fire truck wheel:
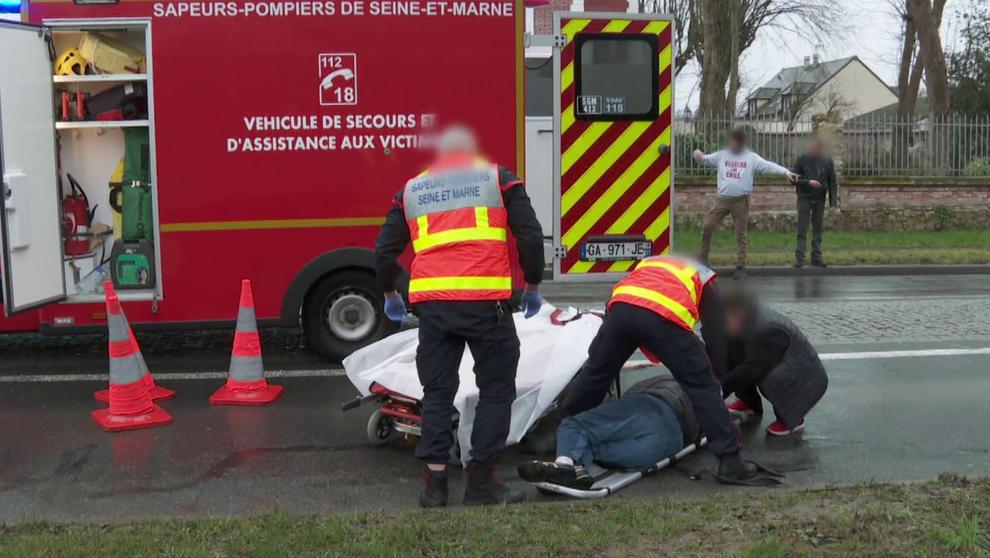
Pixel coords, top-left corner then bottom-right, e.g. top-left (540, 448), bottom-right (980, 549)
top-left (303, 270), bottom-right (399, 361)
top-left (366, 409), bottom-right (399, 445)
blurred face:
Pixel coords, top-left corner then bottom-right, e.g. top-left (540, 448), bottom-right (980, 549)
top-left (725, 307), bottom-right (747, 339)
top-left (435, 125), bottom-right (479, 158)
top-left (727, 136), bottom-right (743, 152)
top-left (809, 138), bottom-right (823, 156)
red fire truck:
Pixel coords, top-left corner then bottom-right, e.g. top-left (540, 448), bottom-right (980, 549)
top-left (0, 1), bottom-right (674, 361)
top-left (0, 0), bottom-right (525, 359)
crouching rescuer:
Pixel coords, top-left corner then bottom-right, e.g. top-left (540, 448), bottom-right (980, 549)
top-left (561, 255), bottom-right (775, 485)
top-left (722, 292), bottom-right (828, 436)
top-left (374, 125), bottom-right (545, 507)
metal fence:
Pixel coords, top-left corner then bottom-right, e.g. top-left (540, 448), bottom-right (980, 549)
top-left (675, 112), bottom-right (990, 178)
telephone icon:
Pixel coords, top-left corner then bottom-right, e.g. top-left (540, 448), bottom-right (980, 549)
top-left (320, 68), bottom-right (354, 90)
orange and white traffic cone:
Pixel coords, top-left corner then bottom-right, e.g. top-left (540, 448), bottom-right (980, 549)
top-left (94, 284), bottom-right (174, 403)
top-left (92, 283), bottom-right (173, 432)
top-left (134, 328), bottom-right (176, 401)
top-left (209, 279), bottom-right (283, 405)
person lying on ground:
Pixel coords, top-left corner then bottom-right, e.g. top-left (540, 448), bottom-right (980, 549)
top-left (517, 373), bottom-right (701, 489)
top-left (721, 290), bottom-right (828, 436)
top-left (558, 254), bottom-right (775, 485)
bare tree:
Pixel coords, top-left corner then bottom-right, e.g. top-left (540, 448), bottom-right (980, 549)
top-left (893, 0), bottom-right (950, 168)
top-left (908, 0), bottom-right (950, 117)
top-left (697, 0), bottom-right (735, 116)
top-left (637, 0), bottom-right (699, 76)
top-left (894, 0), bottom-right (925, 116)
top-left (695, 0), bottom-right (841, 116)
top-left (788, 84), bottom-right (856, 129)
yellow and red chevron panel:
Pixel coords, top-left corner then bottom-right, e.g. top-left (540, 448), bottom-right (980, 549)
top-left (559, 17), bottom-right (673, 275)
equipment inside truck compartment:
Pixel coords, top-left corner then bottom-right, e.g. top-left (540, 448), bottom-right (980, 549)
top-left (50, 24), bottom-right (158, 298)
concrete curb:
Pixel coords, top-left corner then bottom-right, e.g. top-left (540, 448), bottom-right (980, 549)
top-left (713, 264), bottom-right (990, 277)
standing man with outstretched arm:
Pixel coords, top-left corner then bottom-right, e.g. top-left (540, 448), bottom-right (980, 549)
top-left (694, 129), bottom-right (799, 279)
top-left (374, 125), bottom-right (545, 508)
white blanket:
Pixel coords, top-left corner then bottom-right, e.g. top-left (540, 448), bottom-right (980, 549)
top-left (343, 305), bottom-right (604, 465)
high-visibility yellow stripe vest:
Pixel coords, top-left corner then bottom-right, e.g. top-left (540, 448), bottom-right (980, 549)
top-left (608, 256), bottom-right (715, 330)
top-left (402, 155), bottom-right (511, 303)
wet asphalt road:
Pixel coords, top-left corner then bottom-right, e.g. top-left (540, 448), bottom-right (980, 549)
top-left (1, 274), bottom-right (990, 523)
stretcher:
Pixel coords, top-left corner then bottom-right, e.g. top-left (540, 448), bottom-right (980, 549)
top-left (341, 381), bottom-right (463, 463)
top-left (531, 411), bottom-right (750, 499)
top-left (341, 306), bottom-right (604, 464)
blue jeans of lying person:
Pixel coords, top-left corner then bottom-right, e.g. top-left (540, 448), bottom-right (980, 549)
top-left (556, 393), bottom-right (686, 470)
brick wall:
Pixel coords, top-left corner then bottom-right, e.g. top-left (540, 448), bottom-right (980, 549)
top-left (533, 0), bottom-right (574, 34)
top-left (672, 178), bottom-right (990, 232)
top-left (674, 179), bottom-right (990, 214)
top-left (532, 0), bottom-right (631, 34)
top-left (585, 0), bottom-right (631, 12)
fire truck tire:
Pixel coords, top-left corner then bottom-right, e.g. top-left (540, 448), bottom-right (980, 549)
top-left (302, 270), bottom-right (399, 361)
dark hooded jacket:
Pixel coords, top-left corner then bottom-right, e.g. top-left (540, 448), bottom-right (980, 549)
top-left (725, 307), bottom-right (828, 428)
top-left (626, 373), bottom-right (702, 444)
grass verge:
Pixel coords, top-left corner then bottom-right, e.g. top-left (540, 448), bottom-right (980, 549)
top-left (2, 476), bottom-right (988, 557)
top-left (673, 228), bottom-right (990, 266)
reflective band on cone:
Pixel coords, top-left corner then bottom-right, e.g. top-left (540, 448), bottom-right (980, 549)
top-left (92, 282), bottom-right (173, 432)
top-left (209, 279), bottom-right (283, 405)
top-left (94, 327), bottom-right (175, 403)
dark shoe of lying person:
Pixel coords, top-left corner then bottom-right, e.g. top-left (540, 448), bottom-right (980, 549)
top-left (419, 467), bottom-right (449, 508)
top-left (517, 460), bottom-right (594, 490)
top-left (715, 452), bottom-right (782, 486)
top-left (464, 461), bottom-right (527, 506)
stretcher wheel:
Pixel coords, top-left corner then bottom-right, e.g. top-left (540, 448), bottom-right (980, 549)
top-left (367, 409), bottom-right (399, 445)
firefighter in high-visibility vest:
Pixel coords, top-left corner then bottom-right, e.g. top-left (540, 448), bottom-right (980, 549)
top-left (561, 255), bottom-right (778, 485)
top-left (375, 125), bottom-right (545, 507)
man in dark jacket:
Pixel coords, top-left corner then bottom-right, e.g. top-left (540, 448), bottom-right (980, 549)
top-left (791, 136), bottom-right (839, 268)
top-left (721, 291), bottom-right (828, 436)
top-left (517, 373), bottom-right (700, 489)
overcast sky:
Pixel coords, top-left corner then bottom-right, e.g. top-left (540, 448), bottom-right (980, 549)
top-left (673, 0), bottom-right (965, 112)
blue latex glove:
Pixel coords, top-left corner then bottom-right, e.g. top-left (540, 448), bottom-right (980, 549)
top-left (383, 291), bottom-right (407, 322)
top-left (520, 285), bottom-right (542, 319)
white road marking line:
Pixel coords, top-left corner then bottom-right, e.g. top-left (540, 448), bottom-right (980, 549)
top-left (624, 347), bottom-right (990, 368)
top-left (0, 368), bottom-right (346, 383)
top-left (2, 347), bottom-right (989, 383)
top-left (816, 347), bottom-right (990, 361)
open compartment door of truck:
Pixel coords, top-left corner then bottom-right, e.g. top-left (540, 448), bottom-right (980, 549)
top-left (0, 22), bottom-right (67, 315)
top-left (552, 12), bottom-right (674, 281)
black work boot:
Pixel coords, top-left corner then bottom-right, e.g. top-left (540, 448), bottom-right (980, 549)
top-left (716, 452), bottom-right (784, 486)
top-left (419, 467), bottom-right (449, 508)
top-left (463, 461), bottom-right (526, 506)
top-left (732, 266), bottom-right (748, 280)
top-left (716, 452), bottom-right (759, 484)
top-left (518, 460), bottom-right (594, 489)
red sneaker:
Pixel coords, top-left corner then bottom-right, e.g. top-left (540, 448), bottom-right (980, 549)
top-left (727, 399), bottom-right (760, 418)
top-left (766, 420), bottom-right (805, 436)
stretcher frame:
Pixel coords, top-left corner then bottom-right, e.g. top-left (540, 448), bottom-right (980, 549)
top-left (533, 435), bottom-right (708, 499)
top-left (533, 405), bottom-right (748, 499)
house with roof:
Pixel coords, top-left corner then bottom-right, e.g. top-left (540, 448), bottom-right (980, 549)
top-left (746, 55), bottom-right (897, 121)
